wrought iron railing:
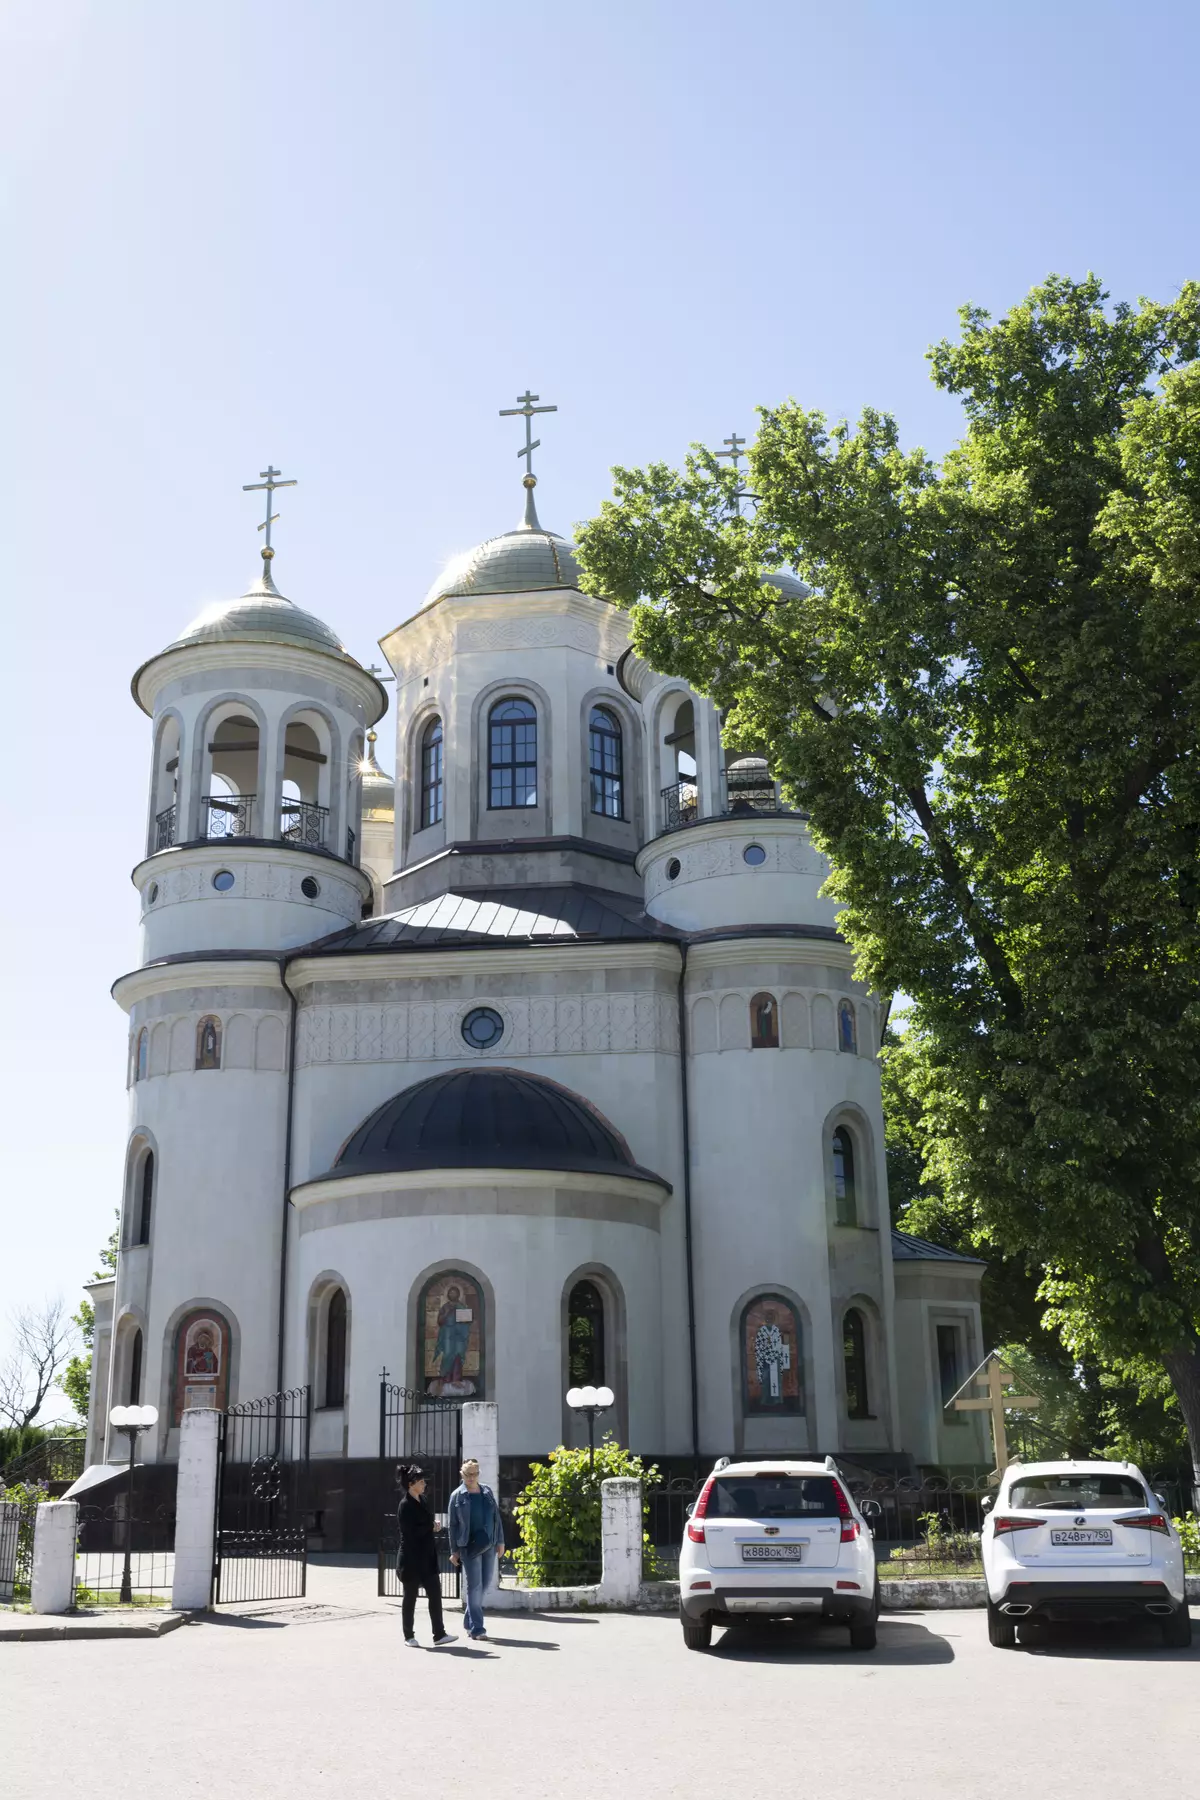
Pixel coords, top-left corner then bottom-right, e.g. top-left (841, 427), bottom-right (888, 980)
top-left (346, 827), bottom-right (356, 864)
top-left (203, 793), bottom-right (255, 839)
top-left (75, 1497), bottom-right (175, 1605)
top-left (659, 767), bottom-right (793, 834)
top-left (280, 799), bottom-right (329, 849)
top-left (154, 805), bottom-right (177, 851)
top-left (1, 1435), bottom-right (86, 1490)
top-left (724, 762), bottom-right (780, 814)
top-left (661, 780), bottom-right (699, 831)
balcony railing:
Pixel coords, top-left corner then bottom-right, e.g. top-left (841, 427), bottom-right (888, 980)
top-left (661, 780), bottom-right (699, 831)
top-left (154, 804), bottom-right (177, 851)
top-left (659, 764), bottom-right (787, 834)
top-left (280, 798), bottom-right (329, 849)
top-left (346, 826), bottom-right (356, 864)
top-left (204, 792), bottom-right (256, 839)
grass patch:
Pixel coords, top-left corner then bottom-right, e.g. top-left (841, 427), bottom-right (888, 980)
top-left (74, 1588), bottom-right (170, 1609)
top-left (878, 1559), bottom-right (983, 1581)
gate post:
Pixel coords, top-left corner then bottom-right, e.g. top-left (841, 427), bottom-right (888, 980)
top-left (598, 1478), bottom-right (643, 1607)
top-left (172, 1407), bottom-right (221, 1611)
top-left (461, 1402), bottom-right (500, 1598)
top-left (31, 1501), bottom-right (78, 1613)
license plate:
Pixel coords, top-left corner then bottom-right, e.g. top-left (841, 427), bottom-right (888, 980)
top-left (1050, 1527), bottom-right (1112, 1546)
top-left (741, 1543), bottom-right (802, 1562)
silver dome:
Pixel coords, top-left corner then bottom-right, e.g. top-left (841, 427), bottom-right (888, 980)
top-left (424, 524), bottom-right (583, 607)
top-left (761, 569), bottom-right (810, 601)
top-left (164, 556), bottom-right (356, 662)
top-left (359, 730), bottom-right (395, 817)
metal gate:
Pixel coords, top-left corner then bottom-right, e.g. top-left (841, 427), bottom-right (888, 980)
top-left (377, 1379), bottom-right (462, 1599)
top-left (212, 1386), bottom-right (310, 1604)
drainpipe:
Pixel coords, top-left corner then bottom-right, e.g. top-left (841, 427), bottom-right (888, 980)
top-left (276, 957), bottom-right (299, 1396)
top-left (676, 942), bottom-right (700, 1462)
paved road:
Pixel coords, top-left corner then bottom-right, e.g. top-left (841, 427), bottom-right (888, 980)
top-left (4, 1562), bottom-right (1196, 1798)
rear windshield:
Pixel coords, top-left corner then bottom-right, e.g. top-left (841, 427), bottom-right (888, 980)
top-left (1008, 1473), bottom-right (1146, 1509)
top-left (708, 1476), bottom-right (840, 1519)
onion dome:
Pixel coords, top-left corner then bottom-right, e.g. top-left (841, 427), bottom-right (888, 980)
top-left (358, 729), bottom-right (395, 819)
top-left (330, 1067), bottom-right (667, 1186)
top-left (423, 475), bottom-right (583, 607)
top-left (760, 569), bottom-right (810, 601)
top-left (163, 548), bottom-right (355, 660)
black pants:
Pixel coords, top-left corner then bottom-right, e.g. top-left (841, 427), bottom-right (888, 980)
top-left (401, 1569), bottom-right (445, 1639)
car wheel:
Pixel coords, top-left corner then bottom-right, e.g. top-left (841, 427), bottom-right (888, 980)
top-left (1161, 1606), bottom-right (1193, 1649)
top-left (681, 1616), bottom-right (713, 1651)
top-left (849, 1615), bottom-right (877, 1651)
top-left (987, 1600), bottom-right (1017, 1649)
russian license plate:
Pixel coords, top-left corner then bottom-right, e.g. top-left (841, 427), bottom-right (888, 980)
top-left (1050, 1527), bottom-right (1113, 1546)
top-left (741, 1542), bottom-right (802, 1562)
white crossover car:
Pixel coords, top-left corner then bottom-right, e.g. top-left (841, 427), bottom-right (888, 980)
top-left (981, 1458), bottom-right (1191, 1647)
top-left (678, 1458), bottom-right (879, 1651)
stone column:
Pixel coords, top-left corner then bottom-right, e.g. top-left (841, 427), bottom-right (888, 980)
top-left (461, 1401), bottom-right (501, 1597)
top-left (30, 1501), bottom-right (79, 1614)
top-left (598, 1477), bottom-right (643, 1607)
top-left (171, 1407), bottom-right (221, 1611)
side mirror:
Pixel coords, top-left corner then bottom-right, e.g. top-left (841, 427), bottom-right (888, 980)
top-left (684, 1502), bottom-right (695, 1518)
top-left (980, 1494), bottom-right (993, 1512)
top-left (1155, 1492), bottom-right (1168, 1510)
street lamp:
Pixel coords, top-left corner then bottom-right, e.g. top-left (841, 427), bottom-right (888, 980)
top-left (108, 1404), bottom-right (159, 1603)
top-left (565, 1384), bottom-right (615, 1469)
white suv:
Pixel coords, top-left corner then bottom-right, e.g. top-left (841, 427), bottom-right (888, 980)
top-left (981, 1458), bottom-right (1191, 1648)
top-left (678, 1458), bottom-right (879, 1651)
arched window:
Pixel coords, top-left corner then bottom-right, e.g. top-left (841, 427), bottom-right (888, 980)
top-left (488, 698), bottom-right (537, 809)
top-left (196, 1016), bottom-right (222, 1071)
top-left (750, 992), bottom-right (779, 1049)
top-left (135, 1028), bottom-right (148, 1082)
top-left (128, 1329), bottom-right (143, 1406)
top-left (740, 1293), bottom-right (803, 1415)
top-left (588, 707), bottom-right (623, 819)
top-left (136, 1151), bottom-right (154, 1246)
top-left (838, 1000), bottom-right (857, 1054)
top-left (324, 1288), bottom-right (347, 1408)
top-left (567, 1280), bottom-right (605, 1386)
top-left (420, 717), bottom-right (444, 828)
top-left (832, 1127), bottom-right (856, 1226)
top-left (843, 1309), bottom-right (869, 1418)
top-left (418, 1270), bottom-right (485, 1398)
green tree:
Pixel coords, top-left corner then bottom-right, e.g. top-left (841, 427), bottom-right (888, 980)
top-left (575, 275), bottom-right (1200, 1482)
top-left (62, 1218), bottom-right (119, 1422)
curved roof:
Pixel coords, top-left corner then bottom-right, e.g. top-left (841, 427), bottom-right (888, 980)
top-left (330, 1067), bottom-right (667, 1186)
top-left (760, 570), bottom-right (810, 601)
top-left (424, 525), bottom-right (583, 607)
top-left (358, 730), bottom-right (394, 817)
top-left (164, 555), bottom-right (356, 661)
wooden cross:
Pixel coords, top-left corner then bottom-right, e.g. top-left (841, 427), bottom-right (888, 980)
top-left (949, 1350), bottom-right (1040, 1481)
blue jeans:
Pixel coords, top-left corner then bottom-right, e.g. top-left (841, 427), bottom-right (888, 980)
top-left (460, 1548), bottom-right (494, 1635)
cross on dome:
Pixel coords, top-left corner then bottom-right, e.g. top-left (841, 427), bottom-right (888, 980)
top-left (242, 464), bottom-right (297, 557)
top-left (713, 429), bottom-right (757, 517)
top-left (499, 390), bottom-right (557, 528)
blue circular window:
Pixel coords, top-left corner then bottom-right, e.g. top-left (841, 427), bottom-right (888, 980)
top-left (301, 876), bottom-right (320, 899)
top-left (743, 844), bottom-right (767, 867)
top-left (461, 1006), bottom-right (504, 1050)
top-left (212, 869), bottom-right (235, 892)
top-left (666, 857), bottom-right (681, 881)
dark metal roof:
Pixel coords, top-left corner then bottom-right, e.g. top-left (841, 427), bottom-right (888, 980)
top-left (330, 1067), bottom-right (668, 1187)
top-left (890, 1228), bottom-right (986, 1267)
top-left (308, 884), bottom-right (682, 954)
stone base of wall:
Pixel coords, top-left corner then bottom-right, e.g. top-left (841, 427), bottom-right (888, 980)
top-left (493, 1574), bottom-right (1200, 1613)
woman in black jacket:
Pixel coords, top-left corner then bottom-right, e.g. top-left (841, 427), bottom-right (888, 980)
top-left (397, 1463), bottom-right (455, 1647)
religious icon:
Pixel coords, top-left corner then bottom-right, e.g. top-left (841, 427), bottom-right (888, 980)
top-left (174, 1312), bottom-right (228, 1421)
top-left (421, 1272), bottom-right (483, 1399)
top-left (742, 1294), bottom-right (803, 1415)
top-left (185, 1324), bottom-right (220, 1376)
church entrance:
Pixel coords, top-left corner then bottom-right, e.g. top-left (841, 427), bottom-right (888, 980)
top-left (377, 1380), bottom-right (462, 1600)
top-left (211, 1385), bottom-right (311, 1604)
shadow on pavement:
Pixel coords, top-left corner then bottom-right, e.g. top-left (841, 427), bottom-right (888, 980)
top-left (195, 1613), bottom-right (290, 1630)
top-left (1015, 1613), bottom-right (1200, 1660)
top-left (474, 1635), bottom-right (561, 1651)
top-left (710, 1616), bottom-right (954, 1664)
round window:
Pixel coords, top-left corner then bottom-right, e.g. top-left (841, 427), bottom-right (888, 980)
top-left (666, 857), bottom-right (681, 881)
top-left (461, 1006), bottom-right (505, 1050)
top-left (212, 870), bottom-right (235, 892)
top-left (301, 876), bottom-right (321, 899)
top-left (147, 882), bottom-right (159, 904)
top-left (743, 844), bottom-right (767, 866)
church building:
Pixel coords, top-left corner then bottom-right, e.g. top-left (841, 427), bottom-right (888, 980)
top-left (85, 418), bottom-right (987, 1521)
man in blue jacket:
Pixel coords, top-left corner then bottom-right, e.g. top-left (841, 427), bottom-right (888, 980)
top-left (448, 1458), bottom-right (505, 1640)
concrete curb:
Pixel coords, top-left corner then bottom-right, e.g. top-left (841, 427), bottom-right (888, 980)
top-left (0, 1610), bottom-right (188, 1643)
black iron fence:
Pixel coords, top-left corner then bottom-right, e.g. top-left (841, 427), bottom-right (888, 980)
top-left (1, 1435), bottom-right (86, 1492)
top-left (280, 798), bottom-right (329, 849)
top-left (203, 792), bottom-right (255, 839)
top-left (154, 804), bottom-right (177, 851)
top-left (0, 1485), bottom-right (43, 1605)
top-left (377, 1382), bottom-right (462, 1601)
top-left (660, 780), bottom-right (699, 832)
top-left (213, 1386), bottom-right (310, 1605)
top-left (75, 1494), bottom-right (175, 1605)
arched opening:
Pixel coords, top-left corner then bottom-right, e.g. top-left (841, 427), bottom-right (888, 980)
top-left (588, 707), bottom-right (623, 819)
top-left (662, 696), bottom-right (696, 827)
top-left (127, 1328), bottom-right (143, 1406)
top-left (136, 1150), bottom-right (154, 1246)
top-left (832, 1127), bottom-right (856, 1226)
top-left (843, 1308), bottom-right (869, 1418)
top-left (280, 718), bottom-right (329, 848)
top-left (151, 716), bottom-right (181, 851)
top-left (418, 1270), bottom-right (485, 1398)
top-left (172, 1309), bottom-right (231, 1421)
top-left (205, 713), bottom-right (259, 838)
top-left (135, 1029), bottom-right (148, 1083)
top-left (567, 1279), bottom-right (606, 1386)
top-left (750, 992), bottom-right (779, 1049)
top-left (196, 1016), bottom-right (222, 1071)
top-left (838, 1000), bottom-right (857, 1054)
top-left (324, 1288), bottom-right (347, 1408)
top-left (740, 1293), bottom-right (803, 1415)
top-left (488, 698), bottom-right (537, 809)
top-left (420, 716), bottom-right (444, 828)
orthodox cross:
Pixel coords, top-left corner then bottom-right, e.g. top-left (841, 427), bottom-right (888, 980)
top-left (713, 430), bottom-right (756, 515)
top-left (949, 1351), bottom-right (1041, 1481)
top-left (499, 390), bottom-right (557, 480)
top-left (242, 464), bottom-right (297, 552)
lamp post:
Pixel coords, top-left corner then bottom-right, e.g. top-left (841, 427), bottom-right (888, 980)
top-left (565, 1384), bottom-right (615, 1469)
top-left (108, 1404), bottom-right (159, 1603)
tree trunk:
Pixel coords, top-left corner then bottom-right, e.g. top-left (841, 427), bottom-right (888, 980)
top-left (1163, 1345), bottom-right (1200, 1506)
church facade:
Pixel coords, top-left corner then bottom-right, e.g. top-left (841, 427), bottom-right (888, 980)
top-left (86, 461), bottom-right (988, 1492)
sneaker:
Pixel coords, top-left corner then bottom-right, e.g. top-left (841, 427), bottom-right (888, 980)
top-left (404, 1636), bottom-right (419, 1647)
top-left (431, 1633), bottom-right (456, 1646)
top-left (472, 1629), bottom-right (489, 1640)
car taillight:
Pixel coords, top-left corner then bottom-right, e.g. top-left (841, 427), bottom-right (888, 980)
top-left (992, 1515), bottom-right (1045, 1536)
top-left (1115, 1512), bottom-right (1170, 1535)
top-left (687, 1475), bottom-right (716, 1543)
top-left (832, 1481), bottom-right (859, 1543)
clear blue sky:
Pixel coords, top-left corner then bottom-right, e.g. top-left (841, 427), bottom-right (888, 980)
top-left (2, 0), bottom-right (1195, 1411)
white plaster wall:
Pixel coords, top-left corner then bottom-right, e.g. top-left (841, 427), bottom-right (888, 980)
top-left (136, 846), bottom-right (367, 960)
top-left (641, 816), bottom-right (841, 933)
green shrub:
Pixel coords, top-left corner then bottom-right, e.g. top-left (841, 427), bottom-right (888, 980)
top-left (1174, 1512), bottom-right (1200, 1569)
top-left (512, 1437), bottom-right (659, 1587)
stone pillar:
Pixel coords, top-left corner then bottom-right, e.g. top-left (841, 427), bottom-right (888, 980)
top-left (30, 1501), bottom-right (79, 1614)
top-left (171, 1408), bottom-right (221, 1611)
top-left (461, 1401), bottom-right (500, 1597)
top-left (598, 1477), bottom-right (643, 1607)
